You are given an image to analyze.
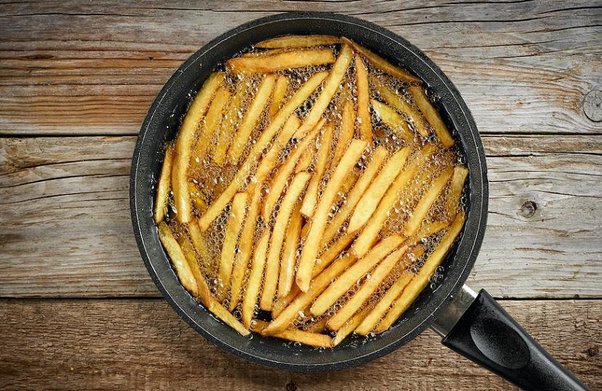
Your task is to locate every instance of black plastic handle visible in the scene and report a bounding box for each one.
[442,289,589,390]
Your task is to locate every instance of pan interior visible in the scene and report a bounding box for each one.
[130,12,488,371]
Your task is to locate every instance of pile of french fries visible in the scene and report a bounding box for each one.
[154,35,469,347]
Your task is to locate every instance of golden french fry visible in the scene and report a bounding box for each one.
[218,193,248,292]
[256,35,341,49]
[300,123,334,217]
[355,245,425,335]
[240,49,287,58]
[342,38,422,85]
[229,75,277,164]
[321,147,388,246]
[414,220,448,241]
[327,245,408,331]
[271,328,332,348]
[188,182,207,214]
[408,85,454,148]
[262,121,323,221]
[332,304,374,346]
[311,235,405,317]
[371,100,415,144]
[254,114,301,184]
[269,75,290,120]
[178,233,213,308]
[352,144,437,257]
[355,55,373,143]
[404,166,453,237]
[155,144,174,224]
[445,166,469,219]
[241,230,270,328]
[192,85,231,163]
[373,77,428,138]
[173,72,224,223]
[278,205,303,298]
[375,212,465,333]
[199,72,328,231]
[157,222,198,296]
[263,253,357,335]
[332,99,356,167]
[188,222,212,269]
[305,317,329,333]
[229,185,262,311]
[209,299,250,336]
[213,77,249,165]
[295,147,313,173]
[294,44,354,137]
[226,48,335,73]
[261,172,311,310]
[296,139,368,292]
[348,148,410,233]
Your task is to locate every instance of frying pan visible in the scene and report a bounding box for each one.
[130,12,588,390]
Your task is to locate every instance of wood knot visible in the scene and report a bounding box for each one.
[519,201,537,218]
[285,381,298,391]
[583,90,602,122]
[586,346,598,357]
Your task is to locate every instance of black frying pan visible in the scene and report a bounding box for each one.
[130,12,588,390]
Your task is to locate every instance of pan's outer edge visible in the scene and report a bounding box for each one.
[130,11,488,371]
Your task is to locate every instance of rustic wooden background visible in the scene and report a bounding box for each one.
[1,1,600,389]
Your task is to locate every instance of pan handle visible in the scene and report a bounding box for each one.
[431,286,589,390]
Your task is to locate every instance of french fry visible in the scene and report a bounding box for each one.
[295,147,313,173]
[355,55,372,143]
[375,212,465,333]
[342,38,422,85]
[229,75,277,164]
[294,44,354,137]
[192,85,231,163]
[408,85,454,148]
[269,75,290,120]
[256,35,341,49]
[199,72,328,231]
[413,220,448,241]
[262,121,323,221]
[271,230,356,318]
[155,144,174,224]
[373,77,428,138]
[253,320,332,347]
[404,166,453,237]
[332,304,374,346]
[306,317,329,333]
[327,245,408,331]
[229,184,262,311]
[188,221,212,269]
[347,148,410,233]
[240,49,287,58]
[254,114,301,184]
[209,299,250,336]
[213,77,249,165]
[241,229,270,328]
[300,123,334,217]
[173,72,224,223]
[321,146,388,246]
[355,245,425,335]
[445,166,469,219]
[178,233,213,308]
[332,99,356,167]
[311,235,405,316]
[226,48,335,73]
[278,205,303,298]
[296,139,368,292]
[371,100,415,144]
[263,253,357,335]
[218,192,248,292]
[157,221,198,296]
[261,172,311,310]
[189,182,207,214]
[352,144,437,257]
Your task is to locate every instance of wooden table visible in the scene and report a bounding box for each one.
[1,1,600,389]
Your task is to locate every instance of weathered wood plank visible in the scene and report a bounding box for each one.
[0,0,600,135]
[0,299,598,390]
[1,135,600,298]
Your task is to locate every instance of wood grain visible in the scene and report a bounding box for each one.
[0,1,600,135]
[1,135,600,298]
[0,298,599,390]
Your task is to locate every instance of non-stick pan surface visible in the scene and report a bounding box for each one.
[130,11,488,371]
